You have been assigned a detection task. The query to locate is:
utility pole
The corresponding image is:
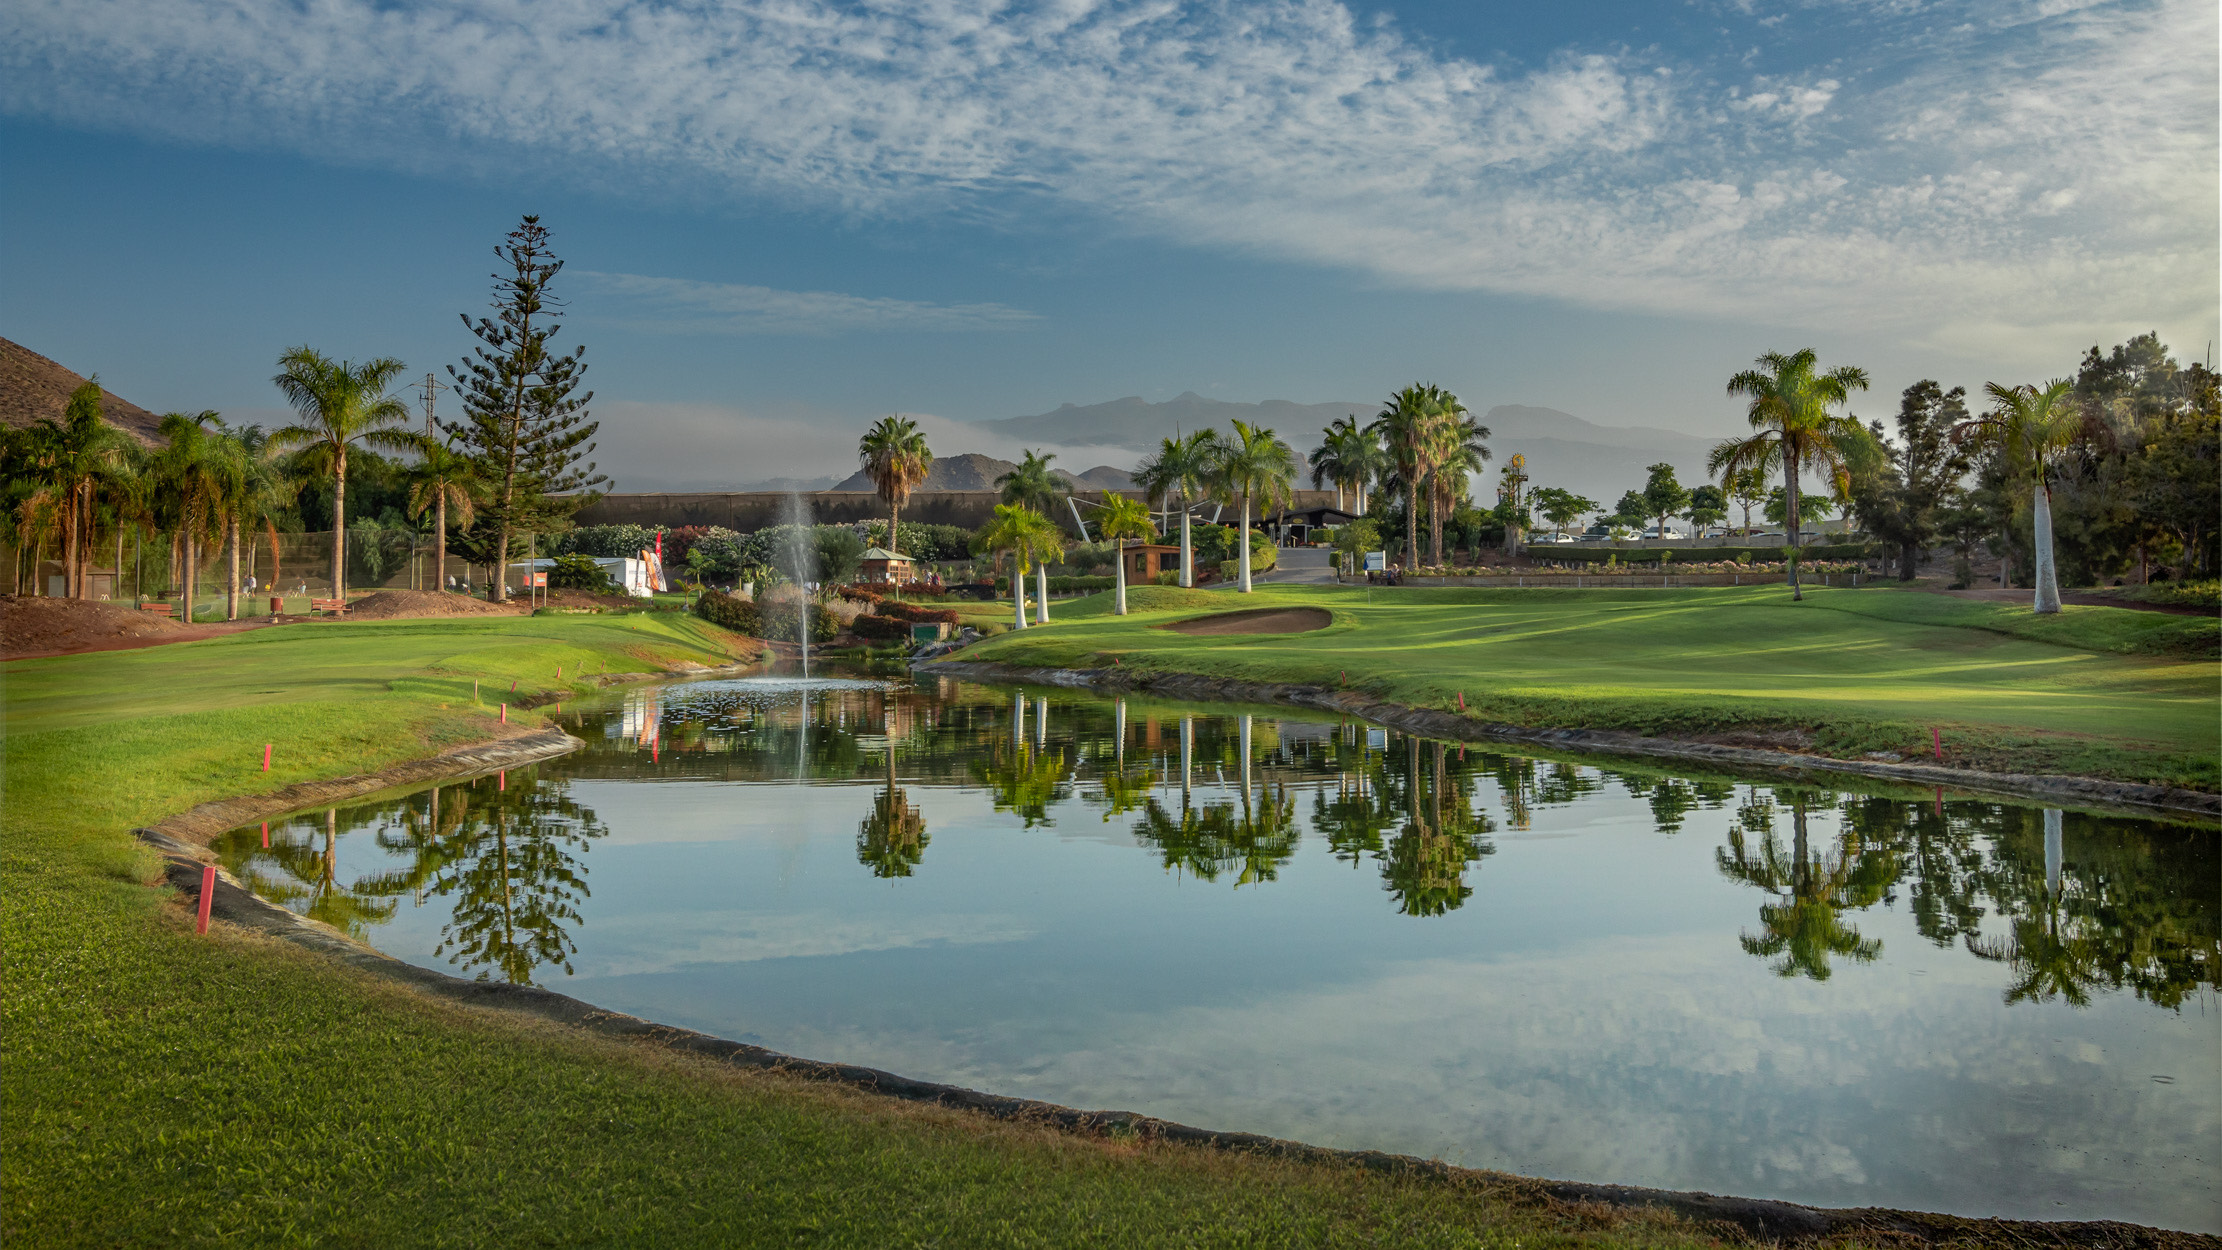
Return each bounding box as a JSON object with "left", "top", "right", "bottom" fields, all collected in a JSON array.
[{"left": 414, "top": 373, "right": 449, "bottom": 438}]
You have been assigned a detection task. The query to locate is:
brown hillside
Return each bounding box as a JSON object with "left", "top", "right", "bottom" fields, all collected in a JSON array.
[{"left": 1, "top": 337, "right": 166, "bottom": 446}]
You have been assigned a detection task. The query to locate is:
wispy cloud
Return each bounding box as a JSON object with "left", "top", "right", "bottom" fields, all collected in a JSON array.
[
  {"left": 3, "top": 0, "right": 2211, "bottom": 350},
  {"left": 573, "top": 271, "right": 1039, "bottom": 335}
]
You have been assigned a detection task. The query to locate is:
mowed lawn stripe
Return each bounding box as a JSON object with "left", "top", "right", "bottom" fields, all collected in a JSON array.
[{"left": 963, "top": 583, "right": 2218, "bottom": 785}]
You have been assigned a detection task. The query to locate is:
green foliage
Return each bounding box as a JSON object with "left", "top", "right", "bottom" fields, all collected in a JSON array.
[
  {"left": 547, "top": 553, "right": 616, "bottom": 592},
  {"left": 693, "top": 588, "right": 762, "bottom": 635},
  {"left": 1533, "top": 543, "right": 1878, "bottom": 566},
  {"left": 558, "top": 524, "right": 658, "bottom": 559},
  {"left": 1641, "top": 462, "right": 1691, "bottom": 530},
  {"left": 444, "top": 216, "right": 605, "bottom": 597}
]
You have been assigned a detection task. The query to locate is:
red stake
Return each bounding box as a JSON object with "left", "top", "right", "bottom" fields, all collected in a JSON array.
[
  {"left": 262, "top": 743, "right": 272, "bottom": 773},
  {"left": 260, "top": 821, "right": 269, "bottom": 848},
  {"left": 1932, "top": 728, "right": 1943, "bottom": 760},
  {"left": 500, "top": 703, "right": 507, "bottom": 724},
  {"left": 499, "top": 770, "right": 507, "bottom": 791},
  {"left": 1457, "top": 691, "right": 1465, "bottom": 711},
  {"left": 195, "top": 864, "right": 216, "bottom": 934}
]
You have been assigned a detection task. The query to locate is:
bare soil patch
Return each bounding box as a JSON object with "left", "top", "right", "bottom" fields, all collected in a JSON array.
[
  {"left": 1157, "top": 606, "right": 1332, "bottom": 636},
  {"left": 0, "top": 594, "right": 284, "bottom": 660},
  {"left": 347, "top": 590, "right": 525, "bottom": 620}
]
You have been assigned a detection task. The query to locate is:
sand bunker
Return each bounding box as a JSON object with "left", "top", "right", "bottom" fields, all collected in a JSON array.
[
  {"left": 1157, "top": 606, "right": 1332, "bottom": 636},
  {"left": 3, "top": 594, "right": 195, "bottom": 658}
]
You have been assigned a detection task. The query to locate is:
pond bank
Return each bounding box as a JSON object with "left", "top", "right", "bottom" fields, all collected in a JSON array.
[{"left": 929, "top": 659, "right": 2221, "bottom": 821}]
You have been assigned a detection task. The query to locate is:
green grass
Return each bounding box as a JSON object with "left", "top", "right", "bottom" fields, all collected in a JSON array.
[
  {"left": 961, "top": 583, "right": 2221, "bottom": 790},
  {"left": 2078, "top": 580, "right": 2221, "bottom": 611},
  {"left": 3, "top": 613, "right": 1725, "bottom": 1247}
]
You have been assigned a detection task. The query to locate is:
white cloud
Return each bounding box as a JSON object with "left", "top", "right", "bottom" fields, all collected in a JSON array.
[
  {"left": 572, "top": 271, "right": 1039, "bottom": 335},
  {"left": 2, "top": 0, "right": 2212, "bottom": 350}
]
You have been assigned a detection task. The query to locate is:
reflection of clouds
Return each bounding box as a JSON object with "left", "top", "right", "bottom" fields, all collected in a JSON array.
[
  {"left": 758, "top": 937, "right": 2218, "bottom": 1228},
  {"left": 574, "top": 909, "right": 1034, "bottom": 977}
]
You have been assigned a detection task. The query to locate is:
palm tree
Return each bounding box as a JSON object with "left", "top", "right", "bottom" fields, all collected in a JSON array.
[
  {"left": 1427, "top": 403, "right": 1488, "bottom": 565},
  {"left": 152, "top": 413, "right": 228, "bottom": 621},
  {"left": 1132, "top": 429, "right": 1222, "bottom": 588},
  {"left": 407, "top": 440, "right": 483, "bottom": 595},
  {"left": 1708, "top": 349, "right": 1872, "bottom": 600},
  {"left": 1309, "top": 415, "right": 1379, "bottom": 514},
  {"left": 1212, "top": 420, "right": 1298, "bottom": 593},
  {"left": 995, "top": 450, "right": 1070, "bottom": 624},
  {"left": 18, "top": 380, "right": 130, "bottom": 598},
  {"left": 1369, "top": 385, "right": 1444, "bottom": 573},
  {"left": 1095, "top": 492, "right": 1158, "bottom": 615},
  {"left": 269, "top": 348, "right": 413, "bottom": 600},
  {"left": 857, "top": 415, "right": 933, "bottom": 561},
  {"left": 974, "top": 502, "right": 1064, "bottom": 631},
  {"left": 1953, "top": 380, "right": 2079, "bottom": 613}
]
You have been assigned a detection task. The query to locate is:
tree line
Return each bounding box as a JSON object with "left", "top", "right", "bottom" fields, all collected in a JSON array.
[{"left": 3, "top": 215, "right": 604, "bottom": 615}]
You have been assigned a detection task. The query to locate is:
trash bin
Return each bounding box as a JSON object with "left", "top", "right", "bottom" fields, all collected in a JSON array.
[{"left": 271, "top": 596, "right": 284, "bottom": 616}]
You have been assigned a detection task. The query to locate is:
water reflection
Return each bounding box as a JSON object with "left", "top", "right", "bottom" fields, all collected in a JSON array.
[{"left": 210, "top": 672, "right": 2220, "bottom": 1226}]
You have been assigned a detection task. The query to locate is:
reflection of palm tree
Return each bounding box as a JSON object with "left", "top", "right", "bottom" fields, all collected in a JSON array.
[
  {"left": 968, "top": 736, "right": 1068, "bottom": 827},
  {"left": 1312, "top": 762, "right": 1397, "bottom": 866},
  {"left": 1213, "top": 782, "right": 1301, "bottom": 887},
  {"left": 238, "top": 806, "right": 400, "bottom": 937},
  {"left": 1133, "top": 797, "right": 1235, "bottom": 881},
  {"left": 1716, "top": 792, "right": 1891, "bottom": 980},
  {"left": 1379, "top": 740, "right": 1494, "bottom": 917},
  {"left": 1090, "top": 765, "right": 1161, "bottom": 821},
  {"left": 858, "top": 746, "right": 929, "bottom": 878}
]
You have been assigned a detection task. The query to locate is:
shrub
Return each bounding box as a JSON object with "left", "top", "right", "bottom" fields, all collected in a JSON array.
[
  {"left": 851, "top": 614, "right": 913, "bottom": 642},
  {"left": 693, "top": 589, "right": 762, "bottom": 636},
  {"left": 878, "top": 601, "right": 959, "bottom": 625},
  {"left": 548, "top": 553, "right": 617, "bottom": 592}
]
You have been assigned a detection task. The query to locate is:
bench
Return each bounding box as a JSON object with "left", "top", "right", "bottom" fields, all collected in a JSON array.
[
  {"left": 311, "top": 598, "right": 350, "bottom": 616},
  {"left": 137, "top": 602, "right": 177, "bottom": 617}
]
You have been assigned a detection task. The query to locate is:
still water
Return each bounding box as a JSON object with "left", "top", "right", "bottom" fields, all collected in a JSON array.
[{"left": 217, "top": 673, "right": 2220, "bottom": 1229}]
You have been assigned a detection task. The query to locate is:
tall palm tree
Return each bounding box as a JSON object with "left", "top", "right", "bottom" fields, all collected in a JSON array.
[
  {"left": 1094, "top": 492, "right": 1158, "bottom": 615},
  {"left": 1213, "top": 420, "right": 1298, "bottom": 593},
  {"left": 269, "top": 348, "right": 413, "bottom": 600},
  {"left": 1427, "top": 403, "right": 1489, "bottom": 566},
  {"left": 407, "top": 440, "right": 483, "bottom": 596},
  {"left": 995, "top": 450, "right": 1070, "bottom": 624},
  {"left": 19, "top": 380, "right": 130, "bottom": 598},
  {"left": 1953, "top": 380, "right": 2080, "bottom": 613},
  {"left": 975, "top": 502, "right": 1064, "bottom": 631},
  {"left": 152, "top": 413, "right": 228, "bottom": 621},
  {"left": 1132, "top": 429, "right": 1222, "bottom": 588},
  {"left": 857, "top": 415, "right": 934, "bottom": 559},
  {"left": 1708, "top": 349, "right": 1872, "bottom": 600},
  {"left": 1369, "top": 385, "right": 1444, "bottom": 573},
  {"left": 1309, "top": 415, "right": 1377, "bottom": 514}
]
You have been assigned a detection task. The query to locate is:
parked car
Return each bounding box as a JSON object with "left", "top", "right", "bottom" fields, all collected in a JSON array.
[
  {"left": 1537, "top": 532, "right": 1581, "bottom": 544},
  {"left": 1642, "top": 525, "right": 1690, "bottom": 541}
]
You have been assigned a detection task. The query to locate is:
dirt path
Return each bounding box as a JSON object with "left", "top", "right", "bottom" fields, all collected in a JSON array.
[{"left": 1159, "top": 606, "right": 1332, "bottom": 636}]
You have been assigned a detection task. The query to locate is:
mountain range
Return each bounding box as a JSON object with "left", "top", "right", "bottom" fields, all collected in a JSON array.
[
  {"left": 829, "top": 452, "right": 1132, "bottom": 493},
  {"left": 966, "top": 394, "right": 1719, "bottom": 506},
  {"left": 1, "top": 337, "right": 166, "bottom": 446}
]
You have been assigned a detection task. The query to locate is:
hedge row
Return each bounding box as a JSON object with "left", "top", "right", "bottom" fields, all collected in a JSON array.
[
  {"left": 1524, "top": 542, "right": 1877, "bottom": 566},
  {"left": 693, "top": 590, "right": 838, "bottom": 642}
]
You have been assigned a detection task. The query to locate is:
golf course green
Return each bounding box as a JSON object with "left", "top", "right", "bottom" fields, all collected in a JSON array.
[{"left": 960, "top": 583, "right": 2220, "bottom": 790}]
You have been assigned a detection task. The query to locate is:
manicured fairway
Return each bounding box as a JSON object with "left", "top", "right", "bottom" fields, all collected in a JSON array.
[
  {"left": 3, "top": 612, "right": 1716, "bottom": 1247},
  {"left": 963, "top": 584, "right": 2220, "bottom": 788}
]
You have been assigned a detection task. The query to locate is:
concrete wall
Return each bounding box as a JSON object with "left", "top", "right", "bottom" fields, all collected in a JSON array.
[{"left": 570, "top": 490, "right": 1342, "bottom": 532}]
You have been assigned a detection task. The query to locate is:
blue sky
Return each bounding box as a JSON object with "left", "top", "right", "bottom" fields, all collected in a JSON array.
[{"left": 4, "top": 0, "right": 2214, "bottom": 489}]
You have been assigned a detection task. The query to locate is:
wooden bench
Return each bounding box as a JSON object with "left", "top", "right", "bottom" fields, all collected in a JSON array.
[
  {"left": 137, "top": 602, "right": 177, "bottom": 617},
  {"left": 311, "top": 598, "right": 350, "bottom": 616}
]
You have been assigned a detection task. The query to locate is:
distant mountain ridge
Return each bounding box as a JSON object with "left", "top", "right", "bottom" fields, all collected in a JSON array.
[
  {"left": 974, "top": 394, "right": 1719, "bottom": 506},
  {"left": 978, "top": 391, "right": 1368, "bottom": 451},
  {"left": 830, "top": 452, "right": 1132, "bottom": 494}
]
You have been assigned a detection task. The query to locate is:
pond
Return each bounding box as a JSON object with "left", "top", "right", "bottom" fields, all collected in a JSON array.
[{"left": 215, "top": 672, "right": 2220, "bottom": 1231}]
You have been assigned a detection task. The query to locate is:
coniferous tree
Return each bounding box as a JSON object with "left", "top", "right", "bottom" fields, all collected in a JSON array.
[{"left": 447, "top": 216, "right": 605, "bottom": 602}]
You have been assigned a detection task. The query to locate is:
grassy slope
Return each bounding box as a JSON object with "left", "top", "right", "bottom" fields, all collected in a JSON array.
[
  {"left": 961, "top": 584, "right": 2220, "bottom": 789},
  {"left": 3, "top": 613, "right": 1708, "bottom": 1247}
]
